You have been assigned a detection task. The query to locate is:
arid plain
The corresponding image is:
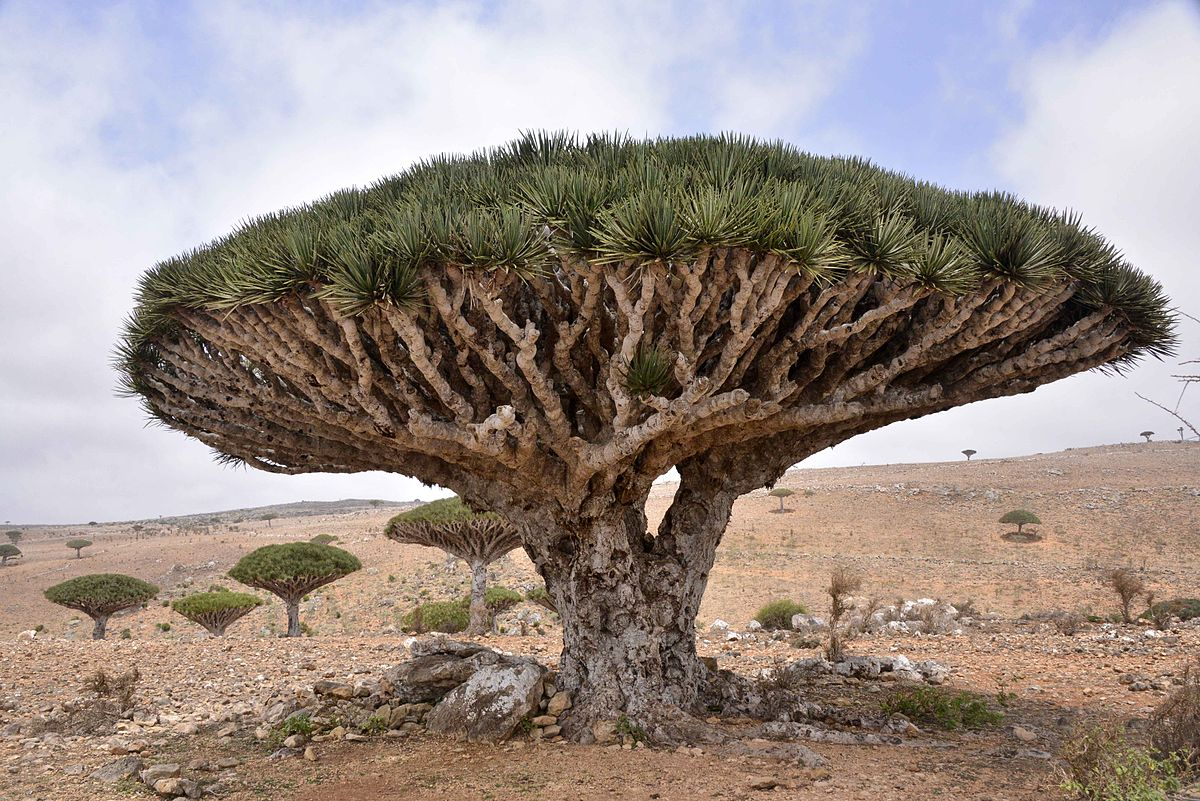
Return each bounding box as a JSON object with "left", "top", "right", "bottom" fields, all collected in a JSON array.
[{"left": 2, "top": 441, "right": 1198, "bottom": 800}]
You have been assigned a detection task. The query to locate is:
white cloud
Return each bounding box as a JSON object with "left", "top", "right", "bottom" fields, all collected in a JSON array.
[
  {"left": 0, "top": 0, "right": 864, "bottom": 522},
  {"left": 803, "top": 1, "right": 1200, "bottom": 472}
]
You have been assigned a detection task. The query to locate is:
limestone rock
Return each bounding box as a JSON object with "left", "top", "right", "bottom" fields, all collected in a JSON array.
[
  {"left": 425, "top": 660, "right": 544, "bottom": 743},
  {"left": 545, "top": 691, "right": 572, "bottom": 717}
]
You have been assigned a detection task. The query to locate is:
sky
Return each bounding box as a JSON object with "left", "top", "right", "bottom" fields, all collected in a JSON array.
[{"left": 1, "top": 0, "right": 1197, "bottom": 524}]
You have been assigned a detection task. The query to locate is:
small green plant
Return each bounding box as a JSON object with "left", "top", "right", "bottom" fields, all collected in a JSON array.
[
  {"left": 754, "top": 599, "right": 807, "bottom": 630},
  {"left": 161, "top": 600, "right": 169, "bottom": 607},
  {"left": 1142, "top": 597, "right": 1200, "bottom": 624},
  {"left": 515, "top": 715, "right": 535, "bottom": 735},
  {"left": 401, "top": 600, "right": 468, "bottom": 634},
  {"left": 622, "top": 344, "right": 672, "bottom": 397},
  {"left": 361, "top": 715, "right": 388, "bottom": 735},
  {"left": 387, "top": 575, "right": 396, "bottom": 583},
  {"left": 615, "top": 714, "right": 648, "bottom": 745},
  {"left": 156, "top": 622, "right": 171, "bottom": 632},
  {"left": 299, "top": 621, "right": 315, "bottom": 637},
  {"left": 33, "top": 623, "right": 44, "bottom": 633},
  {"left": 276, "top": 713, "right": 315, "bottom": 739},
  {"left": 994, "top": 677, "right": 1018, "bottom": 708},
  {"left": 1060, "top": 724, "right": 1183, "bottom": 801},
  {"left": 119, "top": 628, "right": 131, "bottom": 639},
  {"left": 881, "top": 687, "right": 1003, "bottom": 730}
]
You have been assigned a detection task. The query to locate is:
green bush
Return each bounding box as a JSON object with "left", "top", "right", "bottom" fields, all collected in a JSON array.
[
  {"left": 276, "top": 713, "right": 315, "bottom": 738},
  {"left": 361, "top": 715, "right": 388, "bottom": 735},
  {"left": 1060, "top": 724, "right": 1183, "bottom": 801},
  {"left": 156, "top": 622, "right": 171, "bottom": 632},
  {"left": 481, "top": 586, "right": 522, "bottom": 614},
  {"left": 1141, "top": 598, "right": 1200, "bottom": 623},
  {"left": 881, "top": 687, "right": 1003, "bottom": 730},
  {"left": 119, "top": 628, "right": 131, "bottom": 639},
  {"left": 754, "top": 599, "right": 808, "bottom": 630},
  {"left": 401, "top": 600, "right": 469, "bottom": 634}
]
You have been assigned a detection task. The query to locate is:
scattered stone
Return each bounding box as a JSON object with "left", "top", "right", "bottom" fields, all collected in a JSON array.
[
  {"left": 312, "top": 680, "right": 355, "bottom": 700},
  {"left": 140, "top": 763, "right": 182, "bottom": 784},
  {"left": 303, "top": 745, "right": 317, "bottom": 761},
  {"left": 283, "top": 734, "right": 307, "bottom": 749},
  {"left": 1011, "top": 726, "right": 1038, "bottom": 743},
  {"left": 545, "top": 691, "right": 572, "bottom": 717},
  {"left": 90, "top": 756, "right": 144, "bottom": 783},
  {"left": 592, "top": 719, "right": 618, "bottom": 746},
  {"left": 215, "top": 757, "right": 239, "bottom": 769}
]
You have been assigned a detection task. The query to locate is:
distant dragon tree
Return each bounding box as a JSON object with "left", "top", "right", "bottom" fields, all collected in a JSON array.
[{"left": 118, "top": 132, "right": 1174, "bottom": 741}]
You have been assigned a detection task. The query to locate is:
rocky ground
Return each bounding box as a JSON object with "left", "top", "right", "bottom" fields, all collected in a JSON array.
[{"left": 1, "top": 441, "right": 1198, "bottom": 800}]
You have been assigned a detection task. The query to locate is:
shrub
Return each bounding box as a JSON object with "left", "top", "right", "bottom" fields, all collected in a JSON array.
[
  {"left": 1107, "top": 568, "right": 1147, "bottom": 624},
  {"left": 361, "top": 715, "right": 388, "bottom": 735},
  {"left": 276, "top": 713, "right": 315, "bottom": 739},
  {"left": 119, "top": 628, "right": 131, "bottom": 639},
  {"left": 172, "top": 590, "right": 264, "bottom": 636},
  {"left": 387, "top": 574, "right": 397, "bottom": 583},
  {"left": 526, "top": 586, "right": 557, "bottom": 614},
  {"left": 44, "top": 574, "right": 159, "bottom": 639},
  {"left": 881, "top": 687, "right": 1003, "bottom": 730},
  {"left": 309, "top": 534, "right": 337, "bottom": 546},
  {"left": 402, "top": 600, "right": 469, "bottom": 634},
  {"left": 156, "top": 622, "right": 171, "bottom": 632},
  {"left": 65, "top": 538, "right": 93, "bottom": 559},
  {"left": 754, "top": 599, "right": 807, "bottom": 630},
  {"left": 1052, "top": 610, "right": 1086, "bottom": 636},
  {"left": 1142, "top": 598, "right": 1200, "bottom": 624},
  {"left": 482, "top": 585, "right": 522, "bottom": 616},
  {"left": 1060, "top": 723, "right": 1183, "bottom": 801},
  {"left": 827, "top": 566, "right": 862, "bottom": 661},
  {"left": 5, "top": 530, "right": 20, "bottom": 544},
  {"left": 1150, "top": 660, "right": 1200, "bottom": 767}
]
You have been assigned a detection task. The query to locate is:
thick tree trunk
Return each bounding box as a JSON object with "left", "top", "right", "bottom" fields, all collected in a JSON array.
[
  {"left": 467, "top": 560, "right": 489, "bottom": 635},
  {"left": 284, "top": 599, "right": 301, "bottom": 637},
  {"left": 92, "top": 614, "right": 109, "bottom": 640},
  {"left": 519, "top": 462, "right": 736, "bottom": 741}
]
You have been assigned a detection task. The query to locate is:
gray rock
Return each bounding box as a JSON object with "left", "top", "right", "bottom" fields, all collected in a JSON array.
[
  {"left": 381, "top": 652, "right": 499, "bottom": 702},
  {"left": 140, "top": 763, "right": 182, "bottom": 784},
  {"left": 790, "top": 614, "right": 828, "bottom": 633},
  {"left": 90, "top": 756, "right": 144, "bottom": 782},
  {"left": 152, "top": 776, "right": 200, "bottom": 798},
  {"left": 426, "top": 660, "right": 544, "bottom": 743},
  {"left": 312, "top": 681, "right": 355, "bottom": 700}
]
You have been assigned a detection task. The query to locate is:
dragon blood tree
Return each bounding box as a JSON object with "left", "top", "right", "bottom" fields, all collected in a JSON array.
[
  {"left": 118, "top": 133, "right": 1174, "bottom": 739},
  {"left": 172, "top": 590, "right": 265, "bottom": 636},
  {"left": 384, "top": 497, "right": 521, "bottom": 634},
  {"left": 0, "top": 544, "right": 20, "bottom": 566},
  {"left": 44, "top": 574, "right": 158, "bottom": 639},
  {"left": 228, "top": 543, "right": 360, "bottom": 636}
]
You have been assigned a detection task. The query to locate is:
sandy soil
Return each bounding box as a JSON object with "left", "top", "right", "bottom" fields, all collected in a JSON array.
[{"left": 1, "top": 441, "right": 1197, "bottom": 800}]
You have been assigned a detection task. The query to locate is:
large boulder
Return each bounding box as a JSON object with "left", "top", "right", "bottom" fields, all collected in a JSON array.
[
  {"left": 381, "top": 651, "right": 499, "bottom": 702},
  {"left": 425, "top": 660, "right": 544, "bottom": 743}
]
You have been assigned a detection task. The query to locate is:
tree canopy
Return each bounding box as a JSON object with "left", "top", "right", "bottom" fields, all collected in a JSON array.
[
  {"left": 44, "top": 574, "right": 158, "bottom": 638},
  {"left": 0, "top": 544, "right": 20, "bottom": 565},
  {"left": 999, "top": 509, "right": 1041, "bottom": 526},
  {"left": 172, "top": 590, "right": 264, "bottom": 635},
  {"left": 228, "top": 542, "right": 361, "bottom": 588},
  {"left": 65, "top": 538, "right": 92, "bottom": 556},
  {"left": 228, "top": 542, "right": 360, "bottom": 636}
]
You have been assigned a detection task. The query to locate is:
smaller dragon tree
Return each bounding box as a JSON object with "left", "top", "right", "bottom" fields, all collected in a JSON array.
[
  {"left": 999, "top": 509, "right": 1041, "bottom": 537},
  {"left": 5, "top": 530, "right": 20, "bottom": 545},
  {"left": 44, "top": 574, "right": 158, "bottom": 639},
  {"left": 65, "top": 539, "right": 92, "bottom": 559},
  {"left": 1140, "top": 431, "right": 1155, "bottom": 442},
  {"left": 0, "top": 544, "right": 20, "bottom": 566},
  {"left": 768, "top": 487, "right": 795, "bottom": 513},
  {"left": 309, "top": 534, "right": 338, "bottom": 545},
  {"left": 385, "top": 497, "right": 521, "bottom": 635},
  {"left": 228, "top": 543, "right": 361, "bottom": 637},
  {"left": 172, "top": 589, "right": 264, "bottom": 636},
  {"left": 962, "top": 449, "right": 977, "bottom": 461}
]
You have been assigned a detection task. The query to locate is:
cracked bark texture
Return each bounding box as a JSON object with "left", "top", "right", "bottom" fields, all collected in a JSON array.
[{"left": 131, "top": 248, "right": 1144, "bottom": 734}]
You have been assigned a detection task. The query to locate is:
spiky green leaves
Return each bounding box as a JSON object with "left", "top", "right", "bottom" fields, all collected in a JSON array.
[
  {"left": 386, "top": 496, "right": 484, "bottom": 527},
  {"left": 172, "top": 590, "right": 263, "bottom": 617},
  {"left": 622, "top": 345, "right": 673, "bottom": 398},
  {"left": 228, "top": 543, "right": 360, "bottom": 595},
  {"left": 119, "top": 132, "right": 1176, "bottom": 390},
  {"left": 44, "top": 574, "right": 158, "bottom": 614}
]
